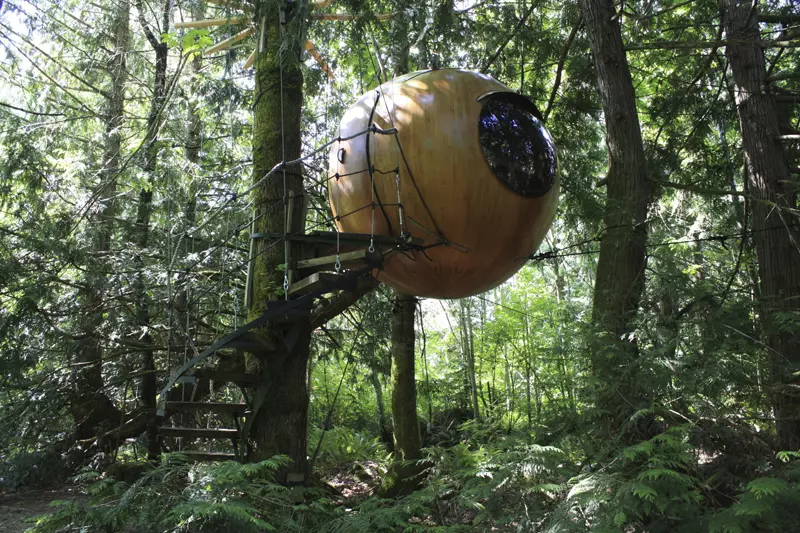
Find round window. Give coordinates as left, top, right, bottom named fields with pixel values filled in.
left=478, top=93, right=557, bottom=197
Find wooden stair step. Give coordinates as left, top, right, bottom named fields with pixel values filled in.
left=176, top=450, right=237, bottom=462
left=190, top=369, right=261, bottom=385
left=287, top=272, right=341, bottom=296
left=160, top=427, right=239, bottom=439
left=164, top=401, right=247, bottom=414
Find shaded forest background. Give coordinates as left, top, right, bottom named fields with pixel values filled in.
left=2, top=0, right=800, bottom=531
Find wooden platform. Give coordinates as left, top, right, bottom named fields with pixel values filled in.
left=175, top=450, right=237, bottom=462
left=160, top=427, right=239, bottom=439
left=189, top=369, right=261, bottom=385
left=164, top=401, right=247, bottom=415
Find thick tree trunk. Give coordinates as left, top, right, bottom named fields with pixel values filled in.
left=390, top=293, right=422, bottom=460
left=70, top=0, right=128, bottom=446
left=135, top=0, right=170, bottom=460
left=246, top=2, right=310, bottom=484
left=578, top=0, right=651, bottom=438
left=723, top=0, right=800, bottom=451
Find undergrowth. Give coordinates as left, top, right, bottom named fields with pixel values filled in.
left=26, top=422, right=800, bottom=533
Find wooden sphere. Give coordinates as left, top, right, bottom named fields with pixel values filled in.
left=328, top=69, right=559, bottom=299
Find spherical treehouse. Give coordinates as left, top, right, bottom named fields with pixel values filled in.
left=328, top=68, right=559, bottom=299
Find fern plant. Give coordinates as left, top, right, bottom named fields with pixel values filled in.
left=546, top=424, right=707, bottom=532
left=708, top=452, right=800, bottom=533
left=27, top=454, right=334, bottom=533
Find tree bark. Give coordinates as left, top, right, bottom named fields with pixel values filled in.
left=390, top=292, right=422, bottom=460
left=723, top=0, right=800, bottom=451
left=578, top=0, right=651, bottom=438
left=70, top=0, right=128, bottom=447
left=459, top=299, right=480, bottom=420
left=135, top=0, right=170, bottom=460
left=246, top=2, right=310, bottom=484
left=370, top=369, right=391, bottom=447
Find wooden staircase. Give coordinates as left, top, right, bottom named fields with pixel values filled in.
left=155, top=233, right=422, bottom=462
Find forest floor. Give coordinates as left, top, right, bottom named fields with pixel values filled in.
left=0, top=488, right=86, bottom=533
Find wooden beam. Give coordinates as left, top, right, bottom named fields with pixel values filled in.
left=309, top=13, right=393, bottom=21
left=254, top=231, right=425, bottom=248
left=160, top=427, right=239, bottom=439
left=243, top=50, right=256, bottom=70
left=305, top=40, right=334, bottom=80
left=191, top=369, right=261, bottom=384
left=165, top=401, right=247, bottom=414
left=175, top=450, right=237, bottom=461
left=288, top=272, right=341, bottom=296
left=176, top=17, right=250, bottom=29
left=296, top=248, right=381, bottom=272
left=312, top=0, right=335, bottom=8
left=205, top=0, right=253, bottom=12
left=310, top=276, right=378, bottom=329
left=205, top=27, right=254, bottom=56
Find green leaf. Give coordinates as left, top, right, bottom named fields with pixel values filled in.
left=631, top=482, right=657, bottom=502
left=746, top=477, right=788, bottom=498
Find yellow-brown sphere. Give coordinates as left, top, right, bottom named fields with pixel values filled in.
left=328, top=69, right=558, bottom=299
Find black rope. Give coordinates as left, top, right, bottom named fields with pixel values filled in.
left=526, top=224, right=800, bottom=262
left=365, top=91, right=395, bottom=235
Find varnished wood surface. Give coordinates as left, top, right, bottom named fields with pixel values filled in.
left=328, top=69, right=559, bottom=299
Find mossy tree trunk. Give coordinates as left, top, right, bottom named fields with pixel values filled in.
left=246, top=0, right=310, bottom=484
left=723, top=0, right=800, bottom=451
left=578, top=0, right=651, bottom=442
left=390, top=292, right=422, bottom=460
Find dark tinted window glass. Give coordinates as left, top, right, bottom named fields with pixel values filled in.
left=478, top=95, right=557, bottom=197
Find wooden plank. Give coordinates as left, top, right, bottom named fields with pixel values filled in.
left=296, top=248, right=375, bottom=272
left=304, top=40, right=334, bottom=80
left=243, top=50, right=256, bottom=70
left=176, top=450, right=237, bottom=461
left=205, top=27, right=254, bottom=56
left=287, top=272, right=340, bottom=296
left=165, top=402, right=247, bottom=414
left=253, top=231, right=424, bottom=248
left=191, top=369, right=260, bottom=384
left=160, top=427, right=238, bottom=439
left=175, top=17, right=250, bottom=29
left=309, top=13, right=393, bottom=21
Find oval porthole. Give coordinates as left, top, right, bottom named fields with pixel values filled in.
left=477, top=93, right=557, bottom=197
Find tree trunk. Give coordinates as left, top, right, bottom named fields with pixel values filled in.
left=70, top=0, right=129, bottom=446
left=246, top=3, right=310, bottom=484
left=578, top=0, right=651, bottom=439
left=459, top=299, right=480, bottom=419
left=135, top=0, right=170, bottom=460
left=723, top=0, right=800, bottom=451
left=390, top=292, right=422, bottom=460
left=370, top=370, right=391, bottom=446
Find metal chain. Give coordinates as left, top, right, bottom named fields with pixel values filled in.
left=279, top=3, right=289, bottom=298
